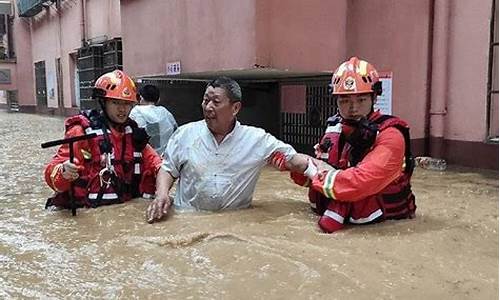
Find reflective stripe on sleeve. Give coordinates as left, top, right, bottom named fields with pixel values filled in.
left=142, top=193, right=153, bottom=199
left=322, top=170, right=339, bottom=199
left=50, top=163, right=64, bottom=192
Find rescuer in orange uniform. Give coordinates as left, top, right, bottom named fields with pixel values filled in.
left=44, top=70, right=162, bottom=209
left=292, top=57, right=416, bottom=233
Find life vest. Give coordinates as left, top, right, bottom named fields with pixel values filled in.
left=311, top=112, right=416, bottom=222
left=46, top=110, right=156, bottom=209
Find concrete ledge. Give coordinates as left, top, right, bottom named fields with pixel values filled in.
left=442, top=138, right=498, bottom=170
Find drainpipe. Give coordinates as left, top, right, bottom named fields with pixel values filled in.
left=424, top=0, right=434, bottom=155
left=428, top=0, right=450, bottom=159
left=81, top=0, right=87, bottom=47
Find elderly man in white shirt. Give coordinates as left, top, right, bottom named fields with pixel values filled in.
left=147, top=77, right=323, bottom=223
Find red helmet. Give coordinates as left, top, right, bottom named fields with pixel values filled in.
left=94, top=70, right=138, bottom=102
left=331, top=57, right=381, bottom=95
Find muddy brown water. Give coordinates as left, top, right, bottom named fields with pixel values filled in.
left=0, top=110, right=498, bottom=299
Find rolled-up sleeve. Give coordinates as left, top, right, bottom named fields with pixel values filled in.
left=259, top=132, right=297, bottom=161
left=161, top=129, right=183, bottom=178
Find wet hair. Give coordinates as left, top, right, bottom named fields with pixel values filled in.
left=139, top=84, right=160, bottom=104
left=207, top=76, right=242, bottom=103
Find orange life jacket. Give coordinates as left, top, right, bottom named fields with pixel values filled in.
left=46, top=111, right=156, bottom=208
left=311, top=112, right=416, bottom=221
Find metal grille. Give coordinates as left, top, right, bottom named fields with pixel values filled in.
left=102, top=38, right=123, bottom=73
left=77, top=44, right=103, bottom=109
left=281, top=83, right=335, bottom=154
left=76, top=39, right=124, bottom=109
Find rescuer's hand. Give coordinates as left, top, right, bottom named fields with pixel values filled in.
left=61, top=159, right=80, bottom=181
left=315, top=159, right=336, bottom=174
left=303, top=158, right=319, bottom=179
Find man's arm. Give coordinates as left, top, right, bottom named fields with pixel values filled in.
left=147, top=168, right=176, bottom=223
left=270, top=151, right=335, bottom=176
left=284, top=153, right=308, bottom=172
left=286, top=153, right=334, bottom=173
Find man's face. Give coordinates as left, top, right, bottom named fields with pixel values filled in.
left=336, top=93, right=374, bottom=121
left=202, top=86, right=240, bottom=132
left=105, top=98, right=135, bottom=124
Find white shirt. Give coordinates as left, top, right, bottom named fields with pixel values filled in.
left=129, top=105, right=177, bottom=156
left=162, top=120, right=297, bottom=211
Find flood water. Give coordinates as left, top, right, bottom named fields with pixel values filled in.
left=0, top=110, right=498, bottom=299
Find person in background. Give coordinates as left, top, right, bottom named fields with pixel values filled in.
left=146, top=76, right=323, bottom=223
left=44, top=70, right=162, bottom=209
left=291, top=57, right=416, bottom=233
left=130, top=84, right=178, bottom=156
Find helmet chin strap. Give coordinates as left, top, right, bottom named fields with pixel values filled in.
left=98, top=98, right=130, bottom=130
left=369, top=93, right=376, bottom=116
left=98, top=98, right=119, bottom=128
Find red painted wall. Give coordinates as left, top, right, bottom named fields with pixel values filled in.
left=12, top=3, right=34, bottom=107
left=121, top=0, right=256, bottom=77
left=15, top=0, right=121, bottom=109
left=345, top=0, right=431, bottom=140
left=13, top=0, right=497, bottom=167
left=256, top=0, right=347, bottom=72
left=447, top=0, right=492, bottom=141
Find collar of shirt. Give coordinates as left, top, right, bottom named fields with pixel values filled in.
left=204, top=120, right=241, bottom=146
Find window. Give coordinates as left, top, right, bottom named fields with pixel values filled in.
left=487, top=0, right=499, bottom=142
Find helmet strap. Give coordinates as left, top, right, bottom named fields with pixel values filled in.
left=98, top=98, right=118, bottom=127
left=370, top=93, right=376, bottom=114
left=98, top=97, right=129, bottom=130
left=372, top=81, right=383, bottom=96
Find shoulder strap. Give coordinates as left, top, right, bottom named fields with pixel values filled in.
left=375, top=115, right=415, bottom=174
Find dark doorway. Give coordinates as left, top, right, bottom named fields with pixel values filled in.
left=281, top=82, right=335, bottom=155
left=239, top=82, right=280, bottom=137
left=56, top=57, right=64, bottom=114
left=140, top=79, right=205, bottom=126
left=34, top=61, right=47, bottom=110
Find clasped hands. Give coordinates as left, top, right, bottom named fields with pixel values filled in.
left=304, top=157, right=336, bottom=180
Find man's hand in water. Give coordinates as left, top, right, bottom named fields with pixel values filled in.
left=146, top=196, right=172, bottom=223
left=148, top=168, right=176, bottom=223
